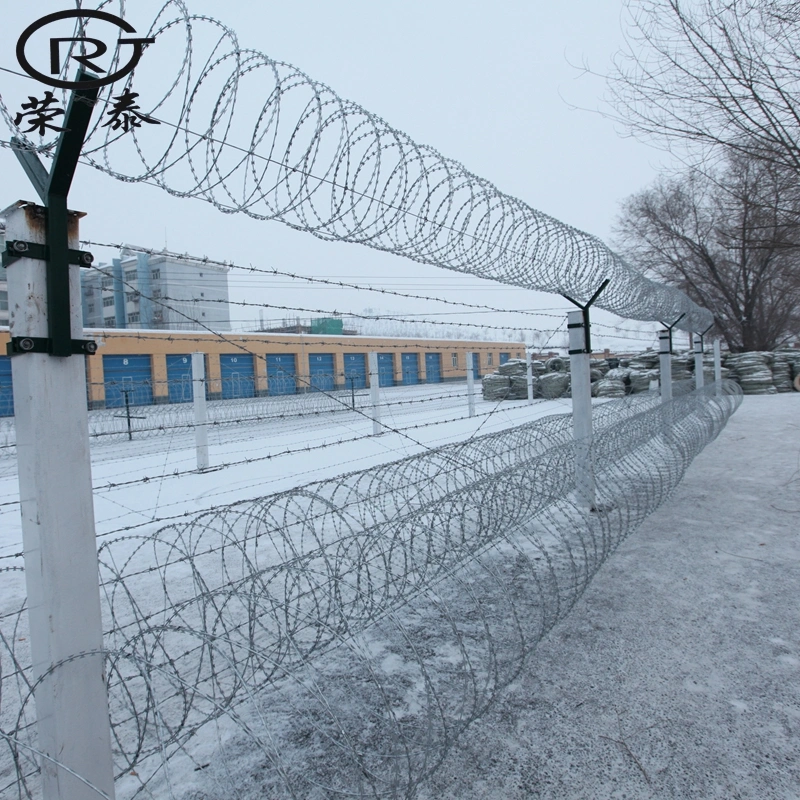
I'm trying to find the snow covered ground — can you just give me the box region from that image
[421,394,800,800]
[1,389,795,799]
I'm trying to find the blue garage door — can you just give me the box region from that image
[220,354,255,399]
[103,355,153,408]
[309,353,335,392]
[0,357,13,417]
[378,353,395,387]
[470,352,481,378]
[402,353,419,385]
[266,354,297,395]
[343,353,367,389]
[500,352,510,365]
[166,355,194,404]
[425,353,442,383]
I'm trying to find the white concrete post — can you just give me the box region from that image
[192,352,210,470]
[466,351,476,418]
[713,339,722,394]
[368,352,382,435]
[5,201,116,799]
[694,337,705,390]
[568,310,596,510]
[526,348,534,405]
[659,329,673,402]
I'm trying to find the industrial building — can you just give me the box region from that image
[80,246,231,331]
[0,328,529,413]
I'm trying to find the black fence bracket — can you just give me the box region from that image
[562,278,610,355]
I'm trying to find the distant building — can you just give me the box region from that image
[81,246,230,331]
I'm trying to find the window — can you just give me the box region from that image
[487,353,494,366]
[200,292,204,297]
[103,297,114,307]
[124,270,137,282]
[126,291,140,302]
[199,272,204,277]
[87,303,94,313]
[151,269,160,280]
[516,352,521,358]
[127,312,140,323]
[103,317,115,327]
[101,277,113,289]
[451,353,458,368]
[0,291,7,311]
[152,288,161,299]
[85,287,94,297]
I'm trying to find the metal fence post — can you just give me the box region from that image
[466,352,476,417]
[568,309,596,509]
[694,336,705,390]
[5,201,116,800]
[192,352,210,470]
[713,339,722,394]
[368,352,382,435]
[659,329,673,402]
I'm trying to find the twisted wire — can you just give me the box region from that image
[1,0,710,331]
[0,383,741,798]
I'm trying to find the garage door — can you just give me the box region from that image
[166,355,194,404]
[0,357,13,417]
[401,353,419,385]
[377,353,395,387]
[425,353,442,383]
[220,354,255,399]
[266,354,297,395]
[343,353,367,389]
[309,353,335,392]
[103,355,153,408]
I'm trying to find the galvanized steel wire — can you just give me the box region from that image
[0,382,741,798]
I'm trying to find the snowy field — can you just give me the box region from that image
[0,382,572,560]
[1,387,794,799]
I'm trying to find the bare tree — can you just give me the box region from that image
[615,153,800,350]
[607,0,800,172]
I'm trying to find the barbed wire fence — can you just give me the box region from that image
[0,381,742,799]
[0,2,740,797]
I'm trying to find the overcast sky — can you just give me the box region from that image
[0,1,680,352]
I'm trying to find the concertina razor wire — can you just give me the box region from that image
[0,382,742,799]
[2,0,710,332]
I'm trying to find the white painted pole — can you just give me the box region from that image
[5,201,115,799]
[192,352,210,470]
[368,352,382,435]
[694,337,705,390]
[659,329,673,402]
[526,348,534,405]
[713,338,722,394]
[466,351,476,418]
[568,310,595,510]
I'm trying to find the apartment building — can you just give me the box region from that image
[81,246,230,331]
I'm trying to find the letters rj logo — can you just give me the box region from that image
[16,9,155,90]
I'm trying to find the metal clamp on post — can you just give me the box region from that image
[562,278,610,354]
[2,240,94,269]
[7,336,98,357]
